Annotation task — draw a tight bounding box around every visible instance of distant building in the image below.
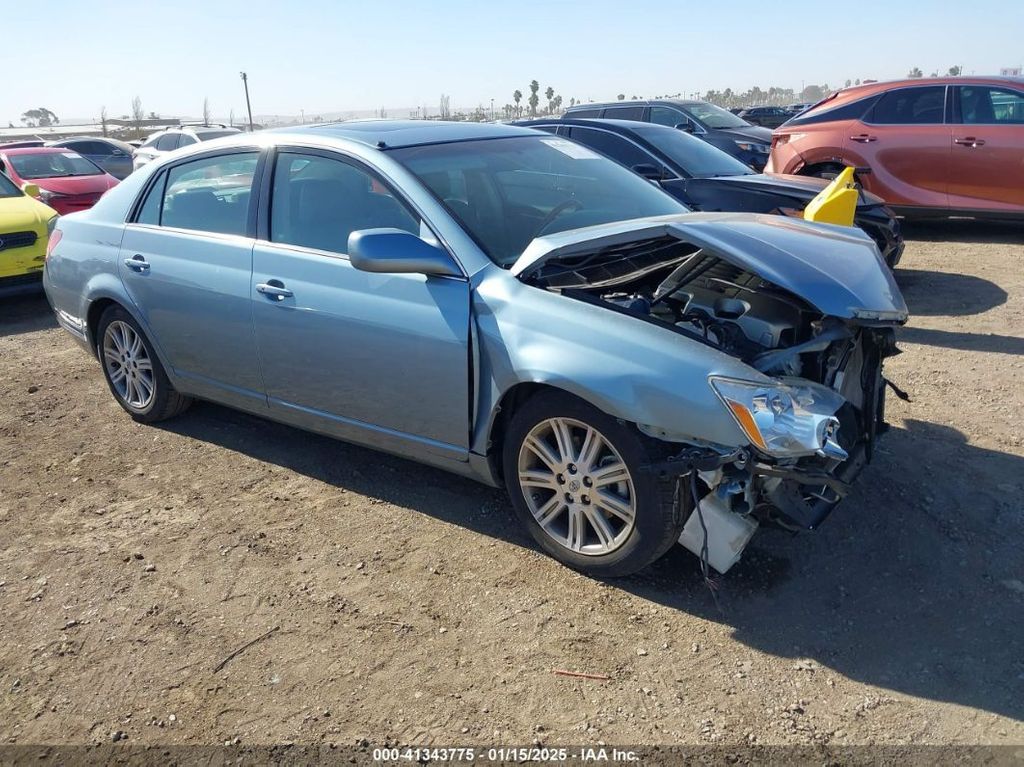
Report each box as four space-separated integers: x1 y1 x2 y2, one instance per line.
1000 67 1022 77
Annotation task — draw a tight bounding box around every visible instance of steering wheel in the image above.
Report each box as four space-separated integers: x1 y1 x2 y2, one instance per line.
537 199 583 236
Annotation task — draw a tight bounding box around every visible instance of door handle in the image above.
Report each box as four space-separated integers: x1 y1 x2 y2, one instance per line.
954 136 985 147
123 255 150 272
849 134 877 143
256 280 293 301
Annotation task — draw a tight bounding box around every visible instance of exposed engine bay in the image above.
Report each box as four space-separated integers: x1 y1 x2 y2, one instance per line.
520 235 906 573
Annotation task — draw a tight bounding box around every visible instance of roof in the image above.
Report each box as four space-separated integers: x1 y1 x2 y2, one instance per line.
0 146 82 156
838 75 1024 94
567 99 703 110
273 120 542 149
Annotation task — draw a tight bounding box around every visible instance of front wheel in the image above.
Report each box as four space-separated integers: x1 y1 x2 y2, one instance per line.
97 305 192 423
502 391 684 577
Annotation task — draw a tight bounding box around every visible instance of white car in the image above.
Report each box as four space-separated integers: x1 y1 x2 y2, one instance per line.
132 125 242 170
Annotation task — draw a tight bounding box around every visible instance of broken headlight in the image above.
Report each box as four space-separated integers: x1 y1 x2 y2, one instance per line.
709 376 848 460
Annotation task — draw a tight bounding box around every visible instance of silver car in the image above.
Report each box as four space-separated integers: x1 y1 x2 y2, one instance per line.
43 121 908 577
47 137 136 180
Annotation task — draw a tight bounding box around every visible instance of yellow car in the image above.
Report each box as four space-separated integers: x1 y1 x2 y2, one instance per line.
0 173 58 296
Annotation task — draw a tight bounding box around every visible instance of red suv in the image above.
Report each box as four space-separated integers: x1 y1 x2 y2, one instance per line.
766 76 1024 218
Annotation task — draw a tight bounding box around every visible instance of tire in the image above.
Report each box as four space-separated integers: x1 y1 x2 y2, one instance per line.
502 390 685 577
803 162 847 181
96 305 192 423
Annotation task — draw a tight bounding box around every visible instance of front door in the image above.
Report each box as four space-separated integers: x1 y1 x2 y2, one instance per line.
948 84 1024 211
250 149 471 460
118 150 264 407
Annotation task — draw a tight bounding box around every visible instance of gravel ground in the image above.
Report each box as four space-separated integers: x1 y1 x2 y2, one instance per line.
0 221 1022 749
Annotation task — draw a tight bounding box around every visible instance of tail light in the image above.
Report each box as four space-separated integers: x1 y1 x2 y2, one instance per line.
772 133 790 148
45 227 62 261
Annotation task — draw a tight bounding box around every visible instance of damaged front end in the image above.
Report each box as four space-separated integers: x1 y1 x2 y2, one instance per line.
513 213 908 573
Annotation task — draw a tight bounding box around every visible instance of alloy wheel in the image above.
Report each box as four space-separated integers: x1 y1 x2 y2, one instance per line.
102 320 155 410
517 417 636 556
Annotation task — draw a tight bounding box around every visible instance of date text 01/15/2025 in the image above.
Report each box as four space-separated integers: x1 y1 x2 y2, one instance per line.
373 746 640 762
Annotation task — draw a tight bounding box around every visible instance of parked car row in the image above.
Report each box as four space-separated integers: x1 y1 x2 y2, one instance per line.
45 120 908 577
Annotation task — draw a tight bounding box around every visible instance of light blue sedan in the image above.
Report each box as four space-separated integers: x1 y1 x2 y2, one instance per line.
43 121 907 576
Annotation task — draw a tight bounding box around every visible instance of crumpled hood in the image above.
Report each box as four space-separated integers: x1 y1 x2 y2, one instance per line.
511 212 908 322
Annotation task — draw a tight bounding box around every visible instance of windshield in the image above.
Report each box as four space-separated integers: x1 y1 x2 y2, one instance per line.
635 126 755 178
8 151 103 179
687 102 751 129
0 170 22 197
390 136 685 266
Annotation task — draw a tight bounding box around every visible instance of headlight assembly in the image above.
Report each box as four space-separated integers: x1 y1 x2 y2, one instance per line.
734 141 770 155
709 376 849 459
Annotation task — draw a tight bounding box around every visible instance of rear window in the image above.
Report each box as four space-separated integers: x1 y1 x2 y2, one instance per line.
197 130 241 141
787 94 879 126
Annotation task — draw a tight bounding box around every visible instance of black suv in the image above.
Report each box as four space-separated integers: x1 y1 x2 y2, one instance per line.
563 98 773 170
736 106 791 129
520 118 903 267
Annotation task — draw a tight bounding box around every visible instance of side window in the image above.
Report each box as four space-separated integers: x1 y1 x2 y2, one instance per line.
269 152 419 255
567 127 657 171
649 106 686 127
135 171 166 225
870 86 946 124
603 105 644 121
160 152 259 235
177 134 198 147
959 86 1024 124
566 108 600 118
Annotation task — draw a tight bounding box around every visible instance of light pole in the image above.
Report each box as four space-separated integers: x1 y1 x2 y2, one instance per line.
240 71 254 131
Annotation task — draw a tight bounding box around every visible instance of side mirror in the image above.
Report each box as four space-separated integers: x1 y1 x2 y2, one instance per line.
348 228 462 277
675 120 696 134
631 163 663 181
22 183 41 199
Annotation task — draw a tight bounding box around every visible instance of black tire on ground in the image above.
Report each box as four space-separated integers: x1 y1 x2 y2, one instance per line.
501 390 685 578
96 305 192 423
803 162 847 180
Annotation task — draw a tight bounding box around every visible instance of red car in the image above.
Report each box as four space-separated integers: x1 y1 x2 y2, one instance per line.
767 76 1024 218
0 147 119 215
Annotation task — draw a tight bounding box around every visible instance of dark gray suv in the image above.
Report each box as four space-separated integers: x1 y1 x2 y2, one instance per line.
564 99 773 170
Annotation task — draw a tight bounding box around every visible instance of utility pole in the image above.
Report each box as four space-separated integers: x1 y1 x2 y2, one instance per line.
240 71 254 131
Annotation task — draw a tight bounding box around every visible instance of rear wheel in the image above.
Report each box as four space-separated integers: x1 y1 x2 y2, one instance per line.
97 306 192 423
502 391 684 577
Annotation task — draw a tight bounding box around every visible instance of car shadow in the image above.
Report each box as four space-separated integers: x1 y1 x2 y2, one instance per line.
894 267 1008 317
898 326 1024 356
0 292 56 337
159 403 1024 722
900 219 1024 245
619 419 1024 722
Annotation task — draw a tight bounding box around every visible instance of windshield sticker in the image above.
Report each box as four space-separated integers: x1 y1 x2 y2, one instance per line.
541 138 602 160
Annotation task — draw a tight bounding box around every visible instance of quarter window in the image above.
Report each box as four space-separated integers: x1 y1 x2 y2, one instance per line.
870 86 946 124
269 152 419 255
136 171 166 225
958 86 1024 124
155 133 180 151
157 152 258 235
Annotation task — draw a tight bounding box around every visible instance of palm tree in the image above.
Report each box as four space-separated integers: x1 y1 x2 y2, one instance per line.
513 89 522 117
544 86 555 114
528 80 540 117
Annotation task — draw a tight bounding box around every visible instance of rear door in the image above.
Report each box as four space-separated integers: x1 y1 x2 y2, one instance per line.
250 148 471 458
948 84 1024 211
848 85 951 208
118 149 265 408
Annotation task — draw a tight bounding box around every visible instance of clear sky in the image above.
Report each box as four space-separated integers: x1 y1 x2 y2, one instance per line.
2 0 1021 124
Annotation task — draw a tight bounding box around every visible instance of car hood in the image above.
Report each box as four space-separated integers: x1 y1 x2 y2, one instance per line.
31 174 117 195
510 212 907 322
0 193 55 229
713 124 773 143
687 172 888 206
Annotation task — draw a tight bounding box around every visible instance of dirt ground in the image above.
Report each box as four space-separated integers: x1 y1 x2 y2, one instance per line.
1 221 1022 750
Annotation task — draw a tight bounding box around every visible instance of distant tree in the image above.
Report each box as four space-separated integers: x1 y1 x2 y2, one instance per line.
929 71 939 77
552 94 563 114
21 107 59 127
907 67 923 78
800 84 827 102
229 108 235 126
544 85 555 114
513 89 522 117
202 97 211 126
379 106 388 118
131 96 144 137
439 94 451 120
528 80 540 116
844 79 852 88
948 65 962 76
100 105 108 137
617 93 625 101
855 78 861 85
